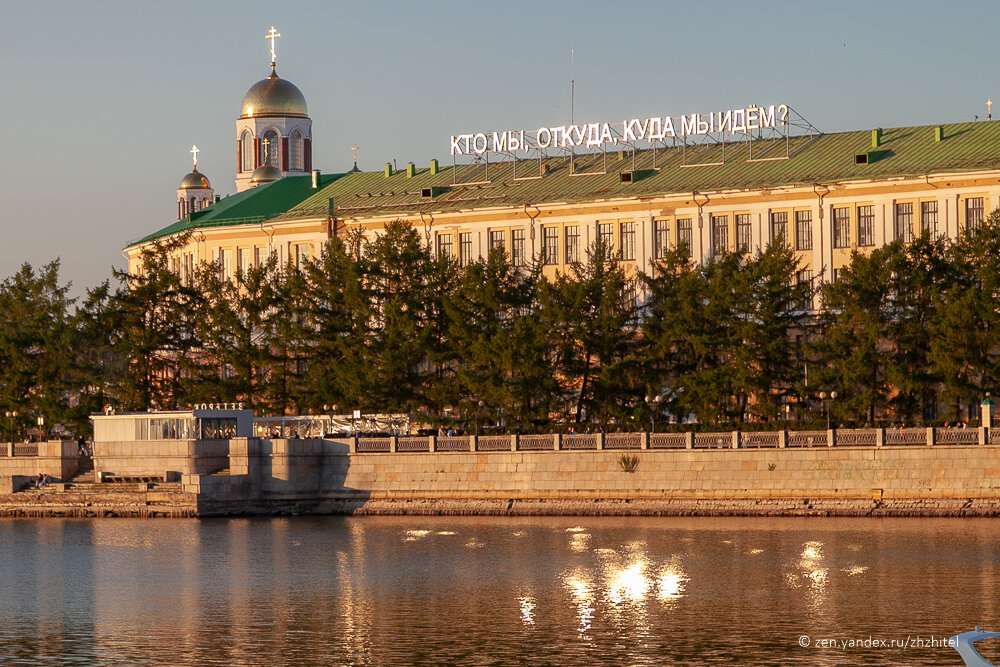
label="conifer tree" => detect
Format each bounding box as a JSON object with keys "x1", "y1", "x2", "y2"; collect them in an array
[
  {"x1": 191, "y1": 253, "x2": 281, "y2": 411},
  {"x1": 814, "y1": 244, "x2": 899, "y2": 423},
  {"x1": 539, "y1": 237, "x2": 638, "y2": 424},
  {"x1": 930, "y1": 209, "x2": 1000, "y2": 418},
  {"x1": 443, "y1": 248, "x2": 555, "y2": 431},
  {"x1": 0, "y1": 260, "x2": 76, "y2": 436},
  {"x1": 107, "y1": 239, "x2": 201, "y2": 410},
  {"x1": 887, "y1": 233, "x2": 950, "y2": 422},
  {"x1": 297, "y1": 233, "x2": 372, "y2": 414}
]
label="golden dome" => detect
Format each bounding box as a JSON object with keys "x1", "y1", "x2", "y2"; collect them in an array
[
  {"x1": 179, "y1": 169, "x2": 211, "y2": 190},
  {"x1": 250, "y1": 164, "x2": 282, "y2": 184},
  {"x1": 240, "y1": 65, "x2": 308, "y2": 118}
]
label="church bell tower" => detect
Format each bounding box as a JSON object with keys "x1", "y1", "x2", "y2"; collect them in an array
[{"x1": 235, "y1": 27, "x2": 313, "y2": 192}]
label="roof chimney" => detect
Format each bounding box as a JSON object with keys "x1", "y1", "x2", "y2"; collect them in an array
[
  {"x1": 406, "y1": 162, "x2": 416, "y2": 178},
  {"x1": 429, "y1": 159, "x2": 439, "y2": 176},
  {"x1": 311, "y1": 169, "x2": 321, "y2": 188},
  {"x1": 384, "y1": 163, "x2": 393, "y2": 178},
  {"x1": 934, "y1": 126, "x2": 944, "y2": 142},
  {"x1": 871, "y1": 128, "x2": 882, "y2": 149}
]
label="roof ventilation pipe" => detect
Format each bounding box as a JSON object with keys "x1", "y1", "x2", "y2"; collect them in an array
[{"x1": 311, "y1": 169, "x2": 321, "y2": 188}]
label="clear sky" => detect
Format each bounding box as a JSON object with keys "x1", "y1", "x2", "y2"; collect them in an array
[{"x1": 3, "y1": 0, "x2": 998, "y2": 296}]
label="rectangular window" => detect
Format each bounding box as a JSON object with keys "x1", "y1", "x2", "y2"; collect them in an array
[
  {"x1": 489, "y1": 229, "x2": 506, "y2": 254},
  {"x1": 735, "y1": 214, "x2": 752, "y2": 253},
  {"x1": 832, "y1": 268, "x2": 841, "y2": 283},
  {"x1": 565, "y1": 226, "x2": 579, "y2": 263},
  {"x1": 832, "y1": 208, "x2": 850, "y2": 248},
  {"x1": 795, "y1": 210, "x2": 812, "y2": 251},
  {"x1": 770, "y1": 211, "x2": 788, "y2": 245},
  {"x1": 223, "y1": 249, "x2": 234, "y2": 280},
  {"x1": 511, "y1": 229, "x2": 525, "y2": 266},
  {"x1": 965, "y1": 197, "x2": 985, "y2": 233},
  {"x1": 459, "y1": 232, "x2": 472, "y2": 267},
  {"x1": 598, "y1": 222, "x2": 614, "y2": 251},
  {"x1": 677, "y1": 218, "x2": 692, "y2": 257},
  {"x1": 920, "y1": 201, "x2": 938, "y2": 236},
  {"x1": 293, "y1": 244, "x2": 310, "y2": 270},
  {"x1": 796, "y1": 270, "x2": 813, "y2": 310},
  {"x1": 436, "y1": 233, "x2": 453, "y2": 260},
  {"x1": 857, "y1": 205, "x2": 875, "y2": 246},
  {"x1": 238, "y1": 247, "x2": 253, "y2": 275},
  {"x1": 894, "y1": 202, "x2": 913, "y2": 242},
  {"x1": 654, "y1": 220, "x2": 670, "y2": 259},
  {"x1": 711, "y1": 214, "x2": 728, "y2": 256},
  {"x1": 543, "y1": 227, "x2": 558, "y2": 265},
  {"x1": 619, "y1": 222, "x2": 635, "y2": 261}
]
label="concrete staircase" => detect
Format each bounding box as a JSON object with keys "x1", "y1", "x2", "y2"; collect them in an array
[{"x1": 68, "y1": 455, "x2": 95, "y2": 485}]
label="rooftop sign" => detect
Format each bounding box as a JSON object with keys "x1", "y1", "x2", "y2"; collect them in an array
[{"x1": 450, "y1": 104, "x2": 789, "y2": 156}]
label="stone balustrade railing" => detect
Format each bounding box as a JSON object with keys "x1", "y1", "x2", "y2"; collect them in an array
[{"x1": 345, "y1": 426, "x2": 993, "y2": 454}]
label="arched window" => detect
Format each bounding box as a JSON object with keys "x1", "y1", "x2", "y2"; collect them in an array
[
  {"x1": 289, "y1": 129, "x2": 302, "y2": 171},
  {"x1": 262, "y1": 130, "x2": 280, "y2": 168},
  {"x1": 240, "y1": 131, "x2": 253, "y2": 172}
]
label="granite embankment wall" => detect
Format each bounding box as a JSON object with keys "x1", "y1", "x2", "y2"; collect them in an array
[
  {"x1": 8, "y1": 434, "x2": 1000, "y2": 517},
  {"x1": 0, "y1": 440, "x2": 78, "y2": 493},
  {"x1": 95, "y1": 438, "x2": 229, "y2": 480},
  {"x1": 182, "y1": 435, "x2": 1000, "y2": 516}
]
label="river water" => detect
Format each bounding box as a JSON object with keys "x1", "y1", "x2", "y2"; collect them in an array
[{"x1": 1, "y1": 516, "x2": 997, "y2": 666}]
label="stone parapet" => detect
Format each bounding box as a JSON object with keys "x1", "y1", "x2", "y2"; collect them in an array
[{"x1": 0, "y1": 440, "x2": 79, "y2": 482}]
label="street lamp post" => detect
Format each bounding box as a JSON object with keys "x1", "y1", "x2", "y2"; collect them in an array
[
  {"x1": 5, "y1": 410, "x2": 17, "y2": 457},
  {"x1": 475, "y1": 400, "x2": 484, "y2": 438},
  {"x1": 819, "y1": 391, "x2": 837, "y2": 430},
  {"x1": 645, "y1": 394, "x2": 662, "y2": 432}
]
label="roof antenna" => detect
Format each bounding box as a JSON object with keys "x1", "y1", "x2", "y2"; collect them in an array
[{"x1": 570, "y1": 49, "x2": 576, "y2": 172}]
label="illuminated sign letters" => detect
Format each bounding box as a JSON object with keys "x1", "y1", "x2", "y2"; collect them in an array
[{"x1": 449, "y1": 104, "x2": 788, "y2": 156}]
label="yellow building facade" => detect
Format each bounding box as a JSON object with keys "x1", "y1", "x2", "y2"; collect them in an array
[{"x1": 127, "y1": 52, "x2": 1000, "y2": 287}]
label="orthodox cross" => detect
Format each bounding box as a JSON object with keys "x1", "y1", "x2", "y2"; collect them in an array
[
  {"x1": 190, "y1": 144, "x2": 199, "y2": 169},
  {"x1": 989, "y1": 99, "x2": 993, "y2": 122},
  {"x1": 261, "y1": 138, "x2": 270, "y2": 163},
  {"x1": 266, "y1": 26, "x2": 280, "y2": 65},
  {"x1": 351, "y1": 144, "x2": 359, "y2": 163}
]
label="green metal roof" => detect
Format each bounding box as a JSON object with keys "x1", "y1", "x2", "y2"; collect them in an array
[
  {"x1": 127, "y1": 173, "x2": 345, "y2": 247},
  {"x1": 130, "y1": 121, "x2": 1000, "y2": 246}
]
